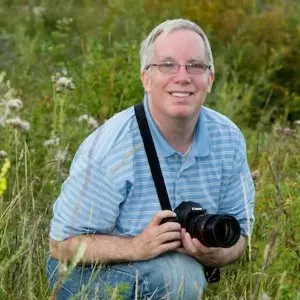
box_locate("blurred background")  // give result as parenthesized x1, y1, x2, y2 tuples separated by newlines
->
(0, 1, 299, 299)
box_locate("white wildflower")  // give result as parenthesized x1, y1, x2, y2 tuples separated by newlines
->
(43, 137, 60, 147)
(6, 117, 30, 131)
(51, 69, 75, 92)
(77, 114, 89, 122)
(55, 76, 75, 92)
(87, 117, 99, 129)
(294, 120, 300, 126)
(55, 149, 70, 163)
(6, 98, 23, 110)
(77, 114, 98, 128)
(0, 150, 8, 158)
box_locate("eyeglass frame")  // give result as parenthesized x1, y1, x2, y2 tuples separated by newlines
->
(145, 61, 211, 74)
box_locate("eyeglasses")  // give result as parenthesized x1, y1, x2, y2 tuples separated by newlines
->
(145, 62, 211, 74)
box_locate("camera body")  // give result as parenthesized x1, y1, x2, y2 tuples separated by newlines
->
(163, 201, 241, 248)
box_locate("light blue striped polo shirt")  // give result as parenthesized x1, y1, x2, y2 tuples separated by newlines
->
(50, 95, 255, 241)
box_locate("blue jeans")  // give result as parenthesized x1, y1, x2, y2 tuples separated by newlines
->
(46, 252, 206, 299)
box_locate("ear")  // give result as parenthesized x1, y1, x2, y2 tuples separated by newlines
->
(206, 72, 215, 93)
(141, 71, 152, 93)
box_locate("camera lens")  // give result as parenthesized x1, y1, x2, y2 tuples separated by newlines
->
(189, 214, 240, 248)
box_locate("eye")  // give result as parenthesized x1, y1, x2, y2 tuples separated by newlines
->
(159, 62, 177, 73)
(161, 62, 175, 68)
(189, 62, 206, 70)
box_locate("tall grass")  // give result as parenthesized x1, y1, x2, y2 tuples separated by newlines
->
(0, 1, 299, 299)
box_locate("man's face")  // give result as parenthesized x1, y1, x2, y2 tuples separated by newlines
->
(141, 29, 214, 121)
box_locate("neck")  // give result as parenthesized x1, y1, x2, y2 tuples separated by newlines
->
(149, 108, 199, 154)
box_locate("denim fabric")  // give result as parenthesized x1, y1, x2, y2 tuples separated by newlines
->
(46, 252, 206, 299)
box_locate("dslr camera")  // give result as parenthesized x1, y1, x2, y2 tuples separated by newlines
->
(163, 201, 240, 248)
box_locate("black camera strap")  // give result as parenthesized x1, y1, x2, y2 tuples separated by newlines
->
(134, 102, 172, 211)
(134, 102, 220, 283)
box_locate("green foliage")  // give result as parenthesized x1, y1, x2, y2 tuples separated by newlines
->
(0, 0, 299, 299)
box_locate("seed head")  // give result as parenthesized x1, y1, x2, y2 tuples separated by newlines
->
(6, 117, 30, 131)
(6, 98, 23, 110)
(87, 117, 99, 129)
(43, 137, 60, 147)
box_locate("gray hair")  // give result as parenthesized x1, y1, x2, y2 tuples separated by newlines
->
(139, 19, 215, 74)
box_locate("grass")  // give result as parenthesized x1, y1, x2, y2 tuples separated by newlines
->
(0, 1, 299, 299)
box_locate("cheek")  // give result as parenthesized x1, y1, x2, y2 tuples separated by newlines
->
(152, 79, 170, 92)
(196, 78, 211, 91)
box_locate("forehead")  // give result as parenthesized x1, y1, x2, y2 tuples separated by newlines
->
(153, 29, 206, 61)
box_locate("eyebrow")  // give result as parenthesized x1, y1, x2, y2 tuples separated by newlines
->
(159, 56, 205, 63)
(160, 56, 175, 62)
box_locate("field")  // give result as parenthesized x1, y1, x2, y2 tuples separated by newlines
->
(0, 1, 299, 299)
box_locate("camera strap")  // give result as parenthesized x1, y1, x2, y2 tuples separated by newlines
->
(134, 102, 220, 284)
(134, 102, 172, 211)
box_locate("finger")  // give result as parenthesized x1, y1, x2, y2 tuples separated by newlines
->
(157, 231, 181, 244)
(181, 229, 207, 251)
(182, 230, 212, 256)
(158, 221, 181, 234)
(190, 237, 213, 254)
(191, 237, 204, 249)
(151, 210, 176, 226)
(156, 240, 182, 256)
(181, 231, 198, 254)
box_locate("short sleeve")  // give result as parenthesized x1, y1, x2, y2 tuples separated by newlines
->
(49, 152, 124, 241)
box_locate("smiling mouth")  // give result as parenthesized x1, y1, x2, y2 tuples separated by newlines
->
(168, 92, 194, 97)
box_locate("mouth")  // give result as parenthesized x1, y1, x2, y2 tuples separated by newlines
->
(168, 92, 194, 98)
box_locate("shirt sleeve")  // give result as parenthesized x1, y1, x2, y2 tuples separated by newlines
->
(218, 133, 255, 236)
(49, 151, 124, 241)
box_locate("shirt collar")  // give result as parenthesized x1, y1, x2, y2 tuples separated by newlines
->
(142, 94, 210, 158)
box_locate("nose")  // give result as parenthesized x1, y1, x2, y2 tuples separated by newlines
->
(173, 65, 192, 85)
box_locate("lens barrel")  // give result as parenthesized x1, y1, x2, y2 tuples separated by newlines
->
(188, 214, 241, 248)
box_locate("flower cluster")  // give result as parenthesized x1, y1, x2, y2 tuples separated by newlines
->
(43, 137, 60, 148)
(54, 149, 70, 163)
(51, 69, 75, 92)
(77, 114, 99, 129)
(6, 117, 30, 131)
(0, 72, 30, 131)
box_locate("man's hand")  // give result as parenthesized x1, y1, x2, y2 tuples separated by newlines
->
(177, 228, 246, 267)
(132, 210, 182, 260)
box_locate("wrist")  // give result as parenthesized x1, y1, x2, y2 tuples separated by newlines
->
(130, 235, 142, 261)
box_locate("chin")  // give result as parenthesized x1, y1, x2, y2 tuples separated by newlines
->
(169, 108, 196, 119)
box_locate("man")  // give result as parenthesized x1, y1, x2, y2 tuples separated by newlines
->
(47, 19, 255, 299)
